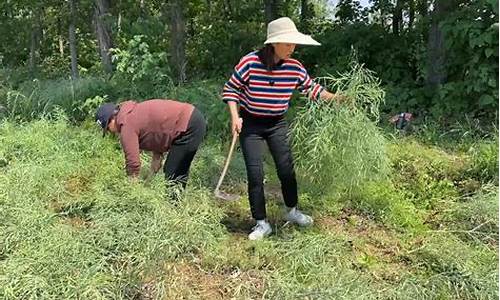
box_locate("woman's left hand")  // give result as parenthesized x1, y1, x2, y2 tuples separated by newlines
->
(320, 90, 345, 103)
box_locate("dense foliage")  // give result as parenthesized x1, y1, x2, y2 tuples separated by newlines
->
(0, 0, 497, 122)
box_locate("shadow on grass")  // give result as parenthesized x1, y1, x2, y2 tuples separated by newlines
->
(220, 213, 254, 234)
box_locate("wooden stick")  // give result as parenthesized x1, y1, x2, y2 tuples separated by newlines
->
(214, 132, 238, 194)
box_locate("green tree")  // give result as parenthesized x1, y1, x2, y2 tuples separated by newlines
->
(335, 0, 366, 24)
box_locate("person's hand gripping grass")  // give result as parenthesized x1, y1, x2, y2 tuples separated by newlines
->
(320, 90, 348, 103)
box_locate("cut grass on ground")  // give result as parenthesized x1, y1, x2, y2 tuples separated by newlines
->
(0, 118, 497, 299)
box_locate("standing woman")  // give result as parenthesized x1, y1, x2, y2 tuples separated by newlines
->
(222, 17, 344, 240)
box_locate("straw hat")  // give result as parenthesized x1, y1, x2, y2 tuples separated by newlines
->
(264, 17, 320, 46)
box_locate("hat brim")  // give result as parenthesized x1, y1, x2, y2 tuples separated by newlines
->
(264, 32, 321, 46)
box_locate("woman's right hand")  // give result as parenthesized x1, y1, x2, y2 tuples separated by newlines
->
(231, 117, 243, 135)
(227, 101, 242, 135)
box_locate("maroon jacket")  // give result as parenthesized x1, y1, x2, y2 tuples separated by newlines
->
(115, 99, 194, 177)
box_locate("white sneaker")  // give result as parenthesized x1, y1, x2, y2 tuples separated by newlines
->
(285, 208, 313, 226)
(248, 220, 272, 240)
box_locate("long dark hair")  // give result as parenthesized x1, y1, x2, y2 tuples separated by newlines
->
(257, 44, 276, 71)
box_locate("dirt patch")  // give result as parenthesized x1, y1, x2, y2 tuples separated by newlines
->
(60, 215, 91, 228)
(264, 184, 283, 201)
(140, 260, 266, 300)
(317, 209, 396, 237)
(316, 209, 412, 282)
(219, 202, 254, 234)
(64, 173, 92, 196)
(48, 198, 93, 228)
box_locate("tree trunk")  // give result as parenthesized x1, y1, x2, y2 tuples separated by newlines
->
(29, 8, 42, 77)
(300, 0, 312, 33)
(206, 0, 212, 15)
(264, 0, 280, 24)
(223, 0, 232, 18)
(426, 0, 455, 87)
(117, 0, 122, 33)
(29, 24, 38, 77)
(117, 12, 122, 33)
(169, 0, 187, 83)
(58, 17, 64, 57)
(59, 36, 65, 57)
(417, 0, 427, 17)
(392, 0, 402, 35)
(94, 0, 113, 73)
(140, 0, 146, 18)
(408, 0, 415, 28)
(69, 0, 79, 79)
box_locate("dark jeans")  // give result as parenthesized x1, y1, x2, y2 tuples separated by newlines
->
(163, 107, 206, 188)
(240, 110, 298, 220)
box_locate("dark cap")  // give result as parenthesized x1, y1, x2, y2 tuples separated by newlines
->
(95, 103, 118, 137)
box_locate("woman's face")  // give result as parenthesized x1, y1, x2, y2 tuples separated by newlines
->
(272, 43, 296, 61)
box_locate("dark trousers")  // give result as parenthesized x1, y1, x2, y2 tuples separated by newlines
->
(240, 111, 298, 220)
(164, 107, 206, 187)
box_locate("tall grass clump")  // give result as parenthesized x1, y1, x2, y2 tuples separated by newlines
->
(0, 77, 114, 121)
(291, 60, 390, 197)
(466, 136, 499, 183)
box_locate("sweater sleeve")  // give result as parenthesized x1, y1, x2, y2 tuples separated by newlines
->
(222, 56, 252, 103)
(119, 125, 141, 177)
(296, 63, 324, 100)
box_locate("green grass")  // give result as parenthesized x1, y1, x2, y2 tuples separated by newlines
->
(0, 116, 497, 299)
(0, 119, 226, 298)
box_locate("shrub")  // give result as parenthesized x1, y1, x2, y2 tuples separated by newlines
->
(111, 35, 173, 99)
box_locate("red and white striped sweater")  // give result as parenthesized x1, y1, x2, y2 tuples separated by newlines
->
(222, 51, 324, 117)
